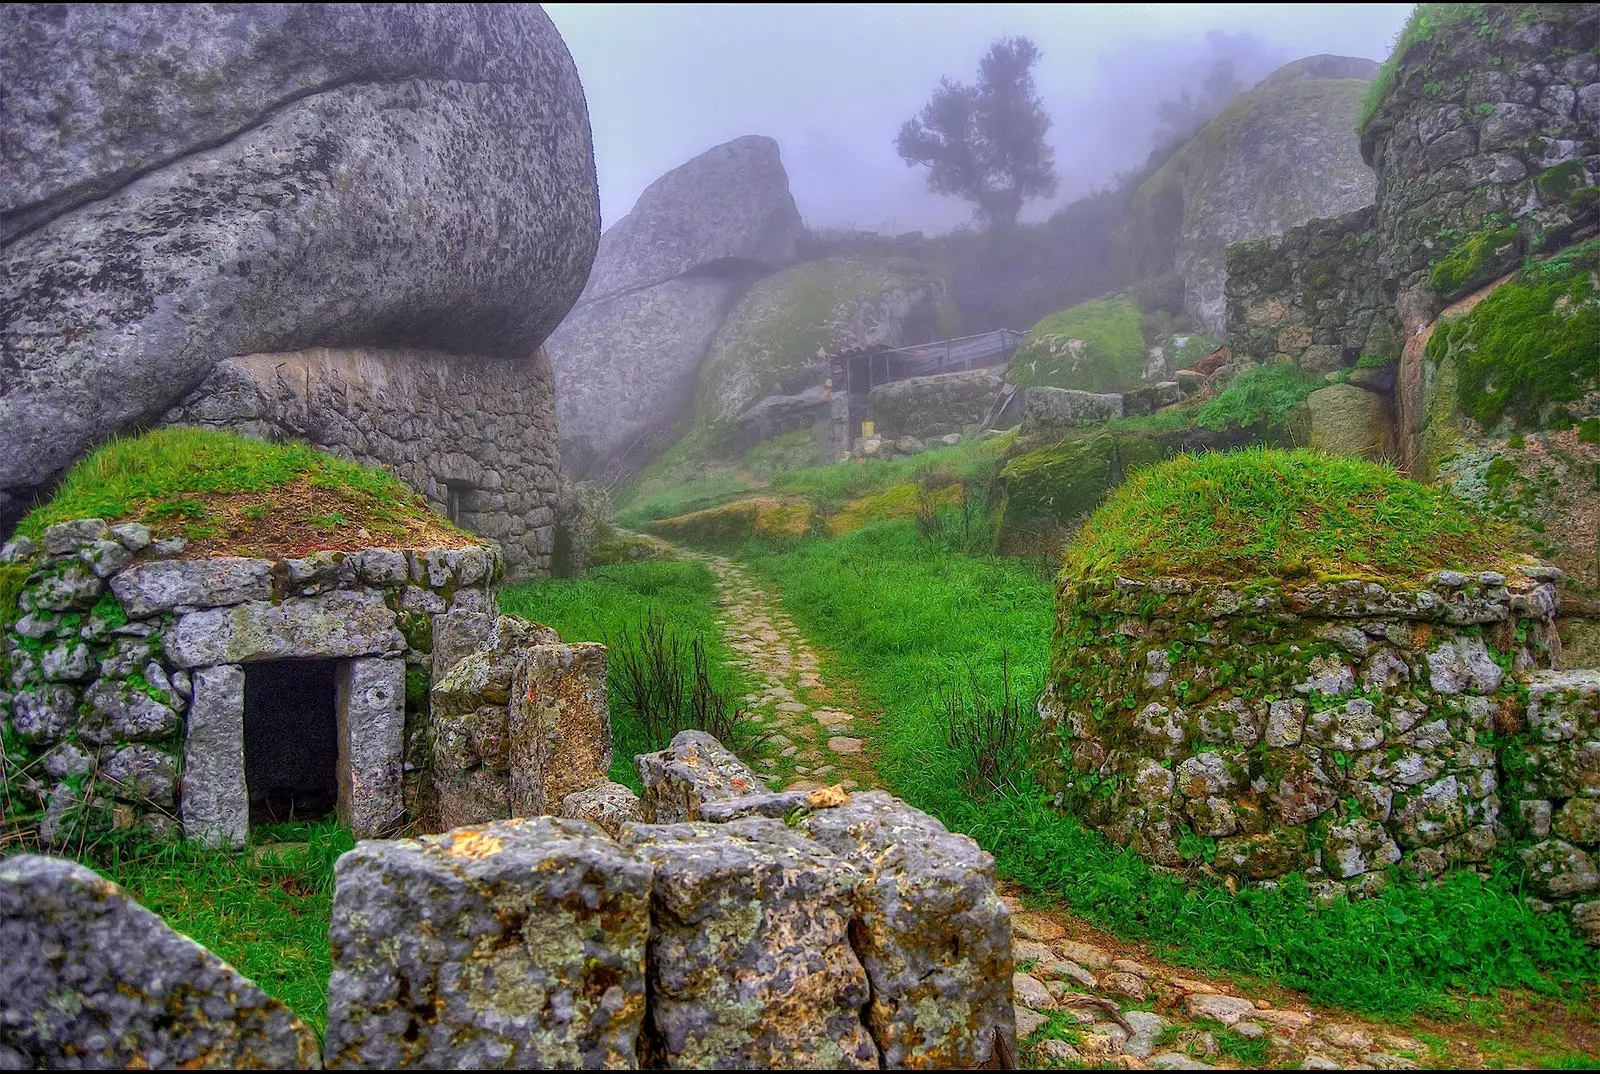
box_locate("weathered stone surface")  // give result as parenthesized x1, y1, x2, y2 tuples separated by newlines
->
(798, 789, 1014, 1068)
(430, 607, 494, 680)
(338, 658, 405, 839)
(1520, 839, 1600, 899)
(81, 679, 180, 744)
(1, 4, 599, 536)
(164, 590, 404, 668)
(637, 729, 769, 823)
(102, 744, 178, 809)
(508, 642, 610, 816)
(0, 855, 318, 1068)
(866, 369, 1004, 441)
(621, 818, 878, 1069)
(10, 683, 76, 744)
(1021, 386, 1125, 434)
(559, 781, 644, 838)
(110, 557, 273, 617)
(181, 664, 247, 847)
(324, 818, 651, 1069)
(1184, 993, 1256, 1025)
(1306, 383, 1392, 460)
(698, 785, 851, 823)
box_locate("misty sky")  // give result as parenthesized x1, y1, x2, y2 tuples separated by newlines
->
(545, 3, 1412, 236)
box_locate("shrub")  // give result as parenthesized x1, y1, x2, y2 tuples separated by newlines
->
(601, 613, 768, 754)
(936, 651, 1037, 800)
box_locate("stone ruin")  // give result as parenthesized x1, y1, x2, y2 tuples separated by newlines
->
(1040, 562, 1600, 941)
(0, 515, 620, 849)
(1, 730, 1016, 1069)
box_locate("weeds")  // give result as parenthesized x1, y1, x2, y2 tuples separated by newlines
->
(603, 614, 764, 753)
(935, 649, 1036, 799)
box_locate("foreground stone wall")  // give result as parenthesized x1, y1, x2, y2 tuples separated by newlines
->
(162, 347, 560, 580)
(0, 518, 501, 847)
(1039, 567, 1574, 910)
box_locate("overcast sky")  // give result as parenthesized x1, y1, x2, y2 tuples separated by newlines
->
(545, 3, 1413, 235)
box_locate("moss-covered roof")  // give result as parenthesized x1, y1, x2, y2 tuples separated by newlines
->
(17, 428, 475, 558)
(1061, 448, 1518, 586)
(1005, 296, 1145, 392)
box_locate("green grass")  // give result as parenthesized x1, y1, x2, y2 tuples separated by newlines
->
(1062, 447, 1514, 585)
(31, 820, 355, 1037)
(1006, 297, 1146, 392)
(497, 559, 751, 789)
(1195, 363, 1319, 433)
(770, 437, 1003, 512)
(1357, 4, 1485, 134)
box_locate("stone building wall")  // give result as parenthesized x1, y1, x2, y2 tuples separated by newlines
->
(1037, 567, 1592, 922)
(1, 518, 502, 848)
(1223, 205, 1397, 371)
(162, 347, 560, 580)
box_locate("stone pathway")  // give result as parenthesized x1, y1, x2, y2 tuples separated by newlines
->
(678, 547, 1594, 1070)
(687, 552, 880, 793)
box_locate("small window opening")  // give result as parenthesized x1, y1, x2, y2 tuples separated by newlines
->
(442, 480, 473, 526)
(244, 659, 340, 826)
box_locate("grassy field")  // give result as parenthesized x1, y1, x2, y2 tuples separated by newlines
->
(739, 515, 1600, 1018)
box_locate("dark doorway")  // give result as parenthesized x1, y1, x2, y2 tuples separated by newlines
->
(244, 659, 340, 826)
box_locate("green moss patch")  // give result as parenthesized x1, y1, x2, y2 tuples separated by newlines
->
(1429, 225, 1521, 299)
(1429, 238, 1600, 428)
(18, 428, 471, 558)
(1063, 448, 1516, 585)
(1006, 297, 1145, 392)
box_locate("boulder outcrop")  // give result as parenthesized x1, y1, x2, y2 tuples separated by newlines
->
(548, 136, 803, 478)
(0, 4, 599, 576)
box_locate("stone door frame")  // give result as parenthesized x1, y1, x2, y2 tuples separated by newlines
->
(181, 656, 405, 847)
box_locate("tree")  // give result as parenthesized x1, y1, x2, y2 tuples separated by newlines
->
(896, 36, 1058, 231)
(1151, 59, 1244, 151)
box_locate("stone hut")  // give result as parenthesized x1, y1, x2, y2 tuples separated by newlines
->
(1037, 450, 1597, 939)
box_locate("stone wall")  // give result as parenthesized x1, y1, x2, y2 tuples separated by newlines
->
(162, 347, 560, 580)
(1359, 5, 1600, 307)
(0, 518, 502, 848)
(1037, 566, 1593, 926)
(1223, 205, 1397, 372)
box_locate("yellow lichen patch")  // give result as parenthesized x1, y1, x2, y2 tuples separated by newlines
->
(646, 497, 814, 545)
(805, 785, 852, 808)
(826, 482, 959, 537)
(441, 828, 505, 860)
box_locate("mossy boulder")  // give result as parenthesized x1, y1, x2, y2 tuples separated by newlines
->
(694, 257, 950, 425)
(645, 497, 814, 546)
(1123, 61, 1377, 335)
(1305, 383, 1393, 460)
(1005, 297, 1145, 393)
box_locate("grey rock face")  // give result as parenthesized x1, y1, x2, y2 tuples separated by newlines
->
(0, 855, 319, 1069)
(182, 664, 248, 847)
(338, 658, 406, 838)
(324, 817, 651, 1070)
(110, 557, 274, 617)
(637, 729, 769, 823)
(507, 643, 611, 815)
(621, 819, 879, 1069)
(0, 3, 599, 533)
(81, 679, 181, 744)
(866, 369, 1004, 442)
(560, 781, 644, 838)
(579, 135, 802, 304)
(1021, 386, 1126, 435)
(800, 790, 1016, 1068)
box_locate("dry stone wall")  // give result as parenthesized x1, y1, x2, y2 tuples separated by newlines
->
(0, 518, 502, 848)
(1038, 566, 1591, 926)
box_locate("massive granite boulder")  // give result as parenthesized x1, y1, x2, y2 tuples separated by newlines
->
(695, 256, 951, 425)
(0, 4, 599, 576)
(548, 136, 803, 479)
(1123, 56, 1378, 336)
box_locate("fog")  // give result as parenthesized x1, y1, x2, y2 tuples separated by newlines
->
(545, 3, 1412, 235)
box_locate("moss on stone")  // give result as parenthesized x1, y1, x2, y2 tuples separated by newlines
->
(1006, 297, 1145, 392)
(1428, 238, 1600, 428)
(1428, 225, 1521, 299)
(1062, 448, 1514, 585)
(645, 497, 814, 546)
(1536, 161, 1587, 205)
(1358, 4, 1486, 134)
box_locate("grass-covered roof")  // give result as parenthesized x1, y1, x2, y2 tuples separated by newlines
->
(17, 428, 474, 559)
(1061, 448, 1518, 586)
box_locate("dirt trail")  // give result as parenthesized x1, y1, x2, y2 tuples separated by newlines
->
(685, 549, 1597, 1071)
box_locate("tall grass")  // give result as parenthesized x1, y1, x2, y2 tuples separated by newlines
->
(742, 519, 1600, 1016)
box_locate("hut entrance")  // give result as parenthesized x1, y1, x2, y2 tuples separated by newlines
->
(244, 659, 340, 826)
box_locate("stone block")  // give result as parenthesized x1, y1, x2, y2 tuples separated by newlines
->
(337, 658, 405, 838)
(110, 556, 274, 617)
(164, 590, 405, 668)
(1519, 839, 1600, 899)
(0, 855, 318, 1068)
(10, 684, 77, 744)
(621, 818, 878, 1069)
(559, 781, 643, 838)
(1020, 386, 1123, 435)
(181, 664, 247, 847)
(798, 790, 1015, 1068)
(636, 729, 768, 823)
(324, 818, 651, 1069)
(80, 679, 180, 744)
(508, 642, 610, 816)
